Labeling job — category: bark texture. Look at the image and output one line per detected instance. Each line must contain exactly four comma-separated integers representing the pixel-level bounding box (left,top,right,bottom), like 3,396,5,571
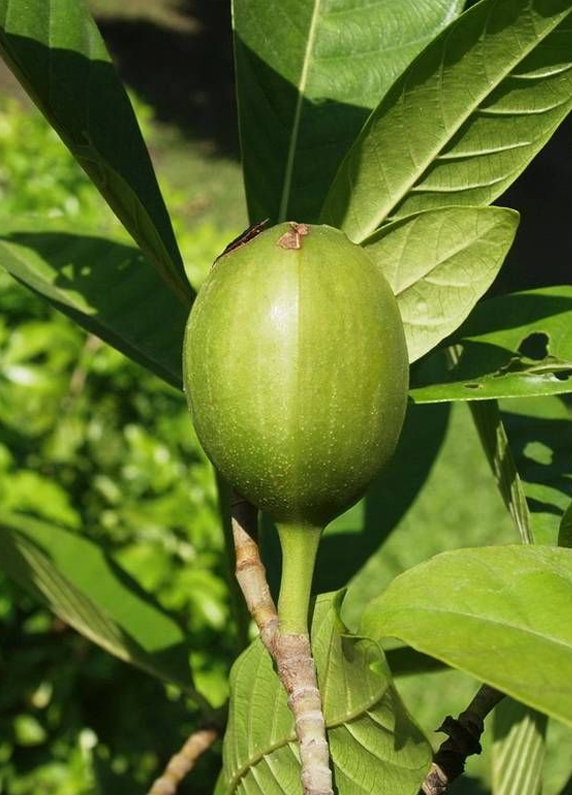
230,493,333,795
146,728,218,795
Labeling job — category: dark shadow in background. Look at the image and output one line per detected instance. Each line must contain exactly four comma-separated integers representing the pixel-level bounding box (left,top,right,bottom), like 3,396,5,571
95,0,239,156
95,0,572,289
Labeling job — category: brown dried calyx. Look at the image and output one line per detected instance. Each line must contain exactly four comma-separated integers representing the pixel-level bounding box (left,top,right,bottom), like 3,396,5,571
277,222,309,250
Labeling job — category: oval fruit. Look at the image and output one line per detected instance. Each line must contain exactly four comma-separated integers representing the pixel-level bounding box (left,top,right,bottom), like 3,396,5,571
183,222,409,528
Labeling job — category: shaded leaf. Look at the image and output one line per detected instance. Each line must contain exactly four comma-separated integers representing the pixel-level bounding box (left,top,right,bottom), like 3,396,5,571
363,206,519,362
492,699,547,795
217,592,431,795
470,400,533,543
362,545,572,727
0,511,197,694
559,501,572,547
322,0,572,242
501,396,572,546
0,221,187,388
0,0,190,302
234,0,464,223
409,287,572,403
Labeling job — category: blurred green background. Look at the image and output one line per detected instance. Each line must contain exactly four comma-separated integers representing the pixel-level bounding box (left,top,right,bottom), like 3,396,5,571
1,2,571,794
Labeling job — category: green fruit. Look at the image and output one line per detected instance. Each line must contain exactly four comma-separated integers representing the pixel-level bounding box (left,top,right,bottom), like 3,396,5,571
183,222,409,530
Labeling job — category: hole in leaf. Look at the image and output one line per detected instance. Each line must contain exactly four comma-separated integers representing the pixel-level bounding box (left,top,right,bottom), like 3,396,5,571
518,332,549,360
555,371,572,381
464,383,482,389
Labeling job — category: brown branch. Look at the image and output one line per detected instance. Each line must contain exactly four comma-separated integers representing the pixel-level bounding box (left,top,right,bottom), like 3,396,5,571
274,632,333,795
230,493,332,795
420,684,505,795
230,491,278,651
146,727,218,795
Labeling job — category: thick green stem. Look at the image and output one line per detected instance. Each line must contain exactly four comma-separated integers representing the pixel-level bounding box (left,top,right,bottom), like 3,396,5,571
276,523,322,634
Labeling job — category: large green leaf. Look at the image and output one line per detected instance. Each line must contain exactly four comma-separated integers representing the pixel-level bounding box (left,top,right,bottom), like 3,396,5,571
362,546,572,727
409,287,572,403
0,511,198,694
492,699,547,795
321,0,572,242
0,221,187,388
363,206,519,362
233,0,465,224
0,0,190,303
216,592,431,795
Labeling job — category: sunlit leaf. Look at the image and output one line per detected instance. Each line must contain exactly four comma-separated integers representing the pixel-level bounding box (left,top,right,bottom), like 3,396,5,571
216,592,431,795
0,511,198,694
234,0,465,223
362,546,572,727
0,221,187,388
0,0,190,302
363,206,519,362
322,0,572,242
410,287,572,403
492,699,547,795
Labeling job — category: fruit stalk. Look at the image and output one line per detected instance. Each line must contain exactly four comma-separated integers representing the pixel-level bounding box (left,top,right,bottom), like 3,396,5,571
275,523,333,795
230,502,333,795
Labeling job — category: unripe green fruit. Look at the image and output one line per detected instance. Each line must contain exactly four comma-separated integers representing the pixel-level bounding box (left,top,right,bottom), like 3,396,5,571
183,222,409,529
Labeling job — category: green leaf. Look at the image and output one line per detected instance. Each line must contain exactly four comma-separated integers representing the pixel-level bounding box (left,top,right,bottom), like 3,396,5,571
362,546,572,727
0,511,197,694
0,0,191,303
470,400,533,543
492,699,547,795
321,0,572,242
559,501,572,548
233,0,465,224
500,396,572,546
409,287,572,403
363,206,519,362
0,222,187,388
217,592,431,795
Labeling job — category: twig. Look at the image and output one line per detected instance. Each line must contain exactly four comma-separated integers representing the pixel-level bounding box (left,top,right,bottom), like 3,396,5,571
420,684,505,795
146,727,218,795
230,493,332,795
230,491,278,651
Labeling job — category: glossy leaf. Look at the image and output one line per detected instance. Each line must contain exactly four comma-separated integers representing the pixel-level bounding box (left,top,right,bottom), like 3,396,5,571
216,592,431,795
322,0,572,242
233,0,464,224
410,287,572,403
492,699,547,795
0,0,190,303
362,545,572,726
0,221,187,389
363,206,519,362
0,512,197,693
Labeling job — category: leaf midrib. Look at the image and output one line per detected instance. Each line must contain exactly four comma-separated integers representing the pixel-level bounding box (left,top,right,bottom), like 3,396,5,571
356,3,572,242
277,0,323,222
223,645,386,795
380,605,572,656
